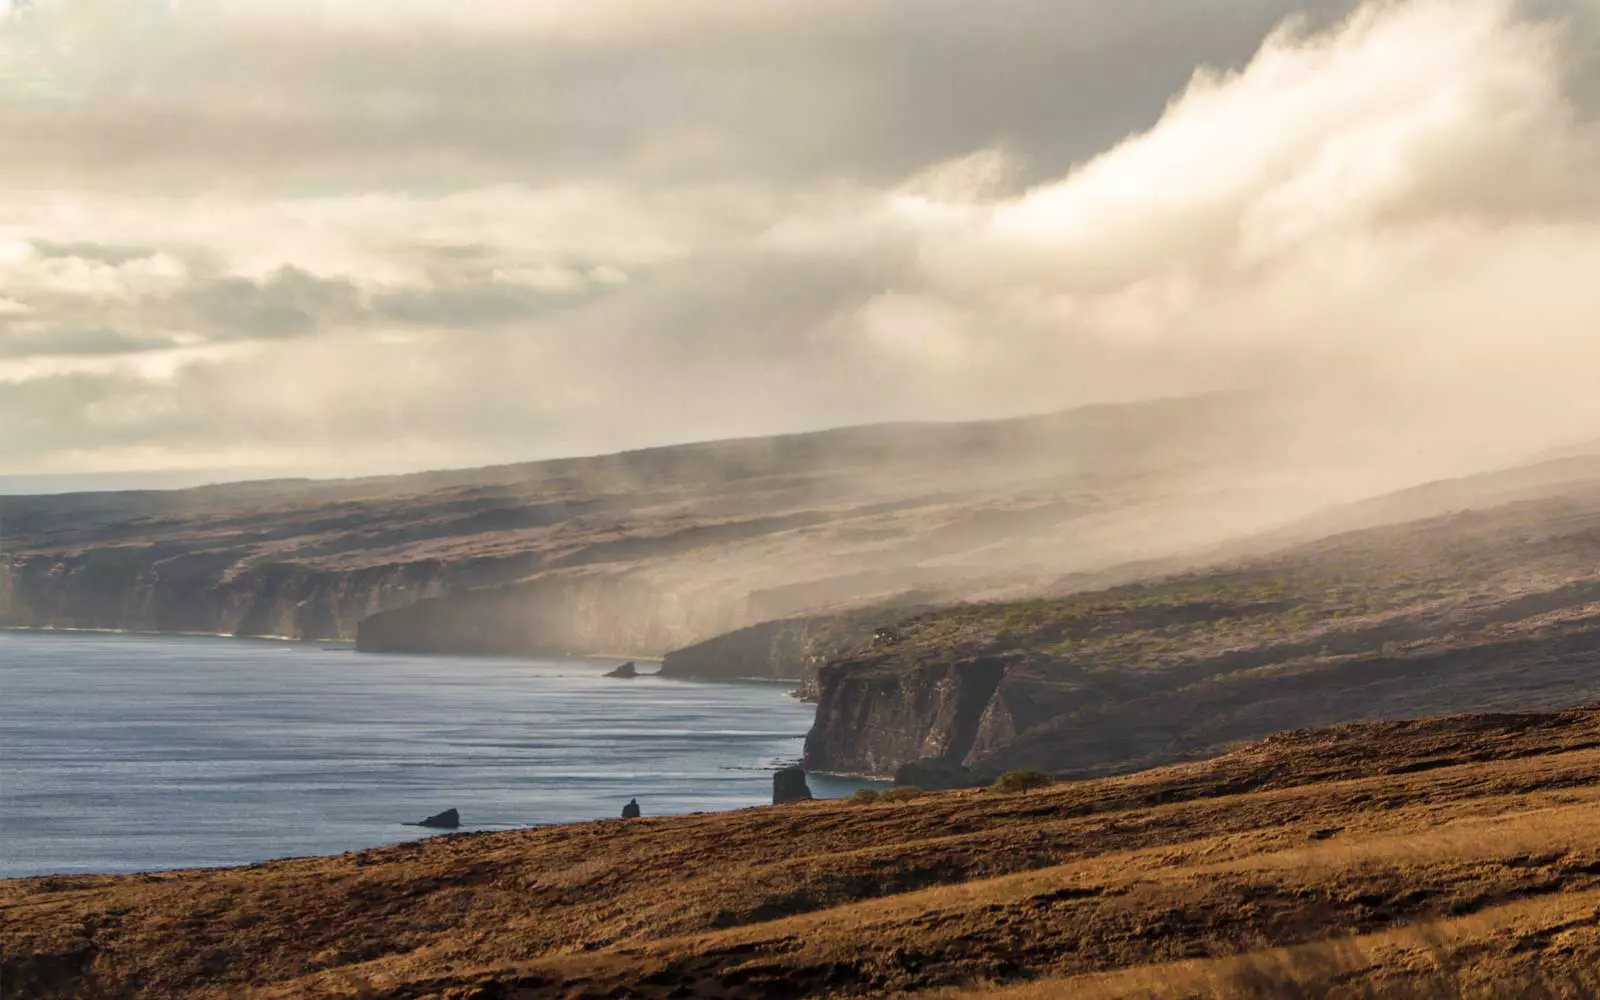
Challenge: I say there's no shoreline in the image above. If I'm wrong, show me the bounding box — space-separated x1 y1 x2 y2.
0 772 902 883
2 630 836 881
1 624 343 644
3 626 808 690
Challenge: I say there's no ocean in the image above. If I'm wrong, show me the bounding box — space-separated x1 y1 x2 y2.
0 630 857 878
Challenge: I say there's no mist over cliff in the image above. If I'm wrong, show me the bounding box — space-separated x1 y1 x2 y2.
2 0 1598 489
0 394 1337 651
7 1 1600 759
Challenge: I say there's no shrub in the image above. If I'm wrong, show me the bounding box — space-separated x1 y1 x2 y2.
990 769 1054 794
849 788 881 804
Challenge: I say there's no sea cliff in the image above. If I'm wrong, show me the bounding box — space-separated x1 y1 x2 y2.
801 493 1600 779
656 606 927 697
0 396 1309 659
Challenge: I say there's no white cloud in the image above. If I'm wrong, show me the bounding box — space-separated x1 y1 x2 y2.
2 0 1599 484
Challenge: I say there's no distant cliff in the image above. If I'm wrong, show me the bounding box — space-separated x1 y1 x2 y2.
354 569 752 657
656 605 929 698
4 395 1298 655
1 550 447 640
803 492 1600 780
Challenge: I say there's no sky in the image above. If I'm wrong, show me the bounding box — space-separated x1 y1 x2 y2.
1 0 1599 480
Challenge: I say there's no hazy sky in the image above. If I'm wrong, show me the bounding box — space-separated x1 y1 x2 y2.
2 0 1599 478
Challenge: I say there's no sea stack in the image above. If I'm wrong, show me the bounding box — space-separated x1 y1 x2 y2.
773 765 813 804
415 808 460 829
606 661 639 678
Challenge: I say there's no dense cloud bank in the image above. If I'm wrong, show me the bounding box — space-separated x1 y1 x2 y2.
0 0 1597 482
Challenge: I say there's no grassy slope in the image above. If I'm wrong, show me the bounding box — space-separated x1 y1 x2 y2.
808 482 1600 778
13 708 1600 998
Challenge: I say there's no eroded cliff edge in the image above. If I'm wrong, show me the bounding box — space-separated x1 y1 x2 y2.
4 396 1297 656
802 491 1600 780
654 605 929 698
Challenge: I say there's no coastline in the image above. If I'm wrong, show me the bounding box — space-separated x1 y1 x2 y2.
1 631 823 879
17 707 1600 998
2 624 342 644
2 626 814 691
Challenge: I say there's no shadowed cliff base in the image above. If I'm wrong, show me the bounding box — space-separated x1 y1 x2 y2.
13 707 1600 998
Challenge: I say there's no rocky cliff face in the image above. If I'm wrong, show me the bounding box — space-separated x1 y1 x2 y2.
802 484 1600 779
803 654 1008 776
1 550 448 640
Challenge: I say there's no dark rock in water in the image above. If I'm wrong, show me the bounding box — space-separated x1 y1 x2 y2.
894 757 977 790
606 661 639 678
621 798 641 819
772 764 813 804
415 808 460 829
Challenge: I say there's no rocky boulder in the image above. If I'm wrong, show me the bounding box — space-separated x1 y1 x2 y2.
606 661 639 678
413 808 460 829
773 765 813 804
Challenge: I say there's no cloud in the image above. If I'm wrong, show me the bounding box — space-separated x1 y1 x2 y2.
0 0 1361 190
173 267 362 340
3 0 1600 487
0 325 174 359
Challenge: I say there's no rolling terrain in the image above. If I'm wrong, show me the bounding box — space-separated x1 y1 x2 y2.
0 394 1385 660
11 707 1600 998
804 475 1600 782
17 430 1600 997
16 395 1600 789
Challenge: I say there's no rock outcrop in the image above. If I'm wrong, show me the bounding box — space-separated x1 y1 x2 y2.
412 809 460 829
803 654 1007 777
605 661 639 678
772 765 813 804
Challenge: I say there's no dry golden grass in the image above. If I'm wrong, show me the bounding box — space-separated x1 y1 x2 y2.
936 889 1600 999
13 707 1600 998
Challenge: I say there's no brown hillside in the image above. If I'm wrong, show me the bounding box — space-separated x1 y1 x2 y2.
0 394 1444 665
11 707 1600 998
804 484 1600 781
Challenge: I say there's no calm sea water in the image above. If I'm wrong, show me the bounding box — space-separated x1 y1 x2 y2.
0 630 857 878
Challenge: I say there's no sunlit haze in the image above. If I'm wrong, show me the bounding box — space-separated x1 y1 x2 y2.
2 0 1598 483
